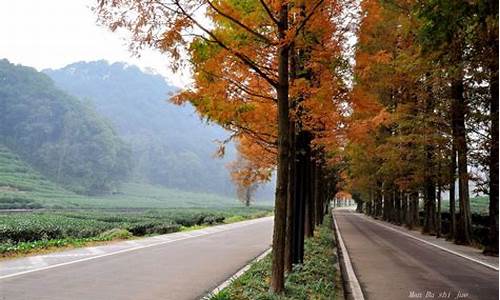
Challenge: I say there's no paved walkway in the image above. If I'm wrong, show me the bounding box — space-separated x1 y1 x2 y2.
0 217 273 300
334 209 498 300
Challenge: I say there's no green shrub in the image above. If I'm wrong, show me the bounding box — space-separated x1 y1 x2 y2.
225 215 246 223
98 228 132 240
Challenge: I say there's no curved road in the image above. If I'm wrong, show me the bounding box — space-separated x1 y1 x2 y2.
334 209 499 300
0 217 273 300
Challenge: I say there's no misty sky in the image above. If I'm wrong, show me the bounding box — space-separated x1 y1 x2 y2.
0 0 190 87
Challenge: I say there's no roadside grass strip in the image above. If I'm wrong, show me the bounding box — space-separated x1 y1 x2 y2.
207 215 338 300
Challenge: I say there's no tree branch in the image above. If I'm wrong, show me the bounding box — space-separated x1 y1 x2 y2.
258 0 279 26
170 0 279 87
205 0 275 45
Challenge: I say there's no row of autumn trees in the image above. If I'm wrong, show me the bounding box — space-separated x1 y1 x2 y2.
347 0 498 255
95 0 351 293
94 0 498 293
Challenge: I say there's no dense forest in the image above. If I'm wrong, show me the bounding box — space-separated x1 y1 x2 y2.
0 59 131 194
45 61 243 196
347 0 498 254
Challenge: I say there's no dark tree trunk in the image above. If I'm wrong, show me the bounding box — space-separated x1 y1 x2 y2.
375 187 383 218
449 145 457 240
292 131 309 265
304 154 315 238
402 192 408 226
356 200 364 213
270 4 289 293
383 186 393 222
485 25 499 254
284 42 298 273
423 177 436 235
423 85 436 235
394 190 401 225
451 78 472 245
436 184 442 238
408 192 419 229
284 118 295 273
367 191 373 216
484 0 499 254
314 163 322 226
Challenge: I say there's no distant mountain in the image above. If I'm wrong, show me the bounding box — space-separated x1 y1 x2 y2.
44 61 236 195
0 59 131 194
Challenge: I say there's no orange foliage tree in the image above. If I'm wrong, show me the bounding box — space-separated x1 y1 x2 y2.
95 0 349 292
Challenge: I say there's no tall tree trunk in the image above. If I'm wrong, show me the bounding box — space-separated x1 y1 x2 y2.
285 42 298 273
409 192 419 229
484 0 499 254
452 78 472 245
304 154 315 237
314 163 323 225
423 83 436 235
383 185 393 222
375 186 383 218
394 190 401 224
292 131 309 264
270 4 289 293
485 22 499 254
449 145 457 240
367 192 373 215
423 175 436 234
402 192 408 226
284 118 296 273
436 184 442 238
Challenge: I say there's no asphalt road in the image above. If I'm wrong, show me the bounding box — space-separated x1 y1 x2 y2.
334 210 499 300
0 217 273 300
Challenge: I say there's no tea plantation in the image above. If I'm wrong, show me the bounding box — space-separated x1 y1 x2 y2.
0 145 273 256
0 207 272 255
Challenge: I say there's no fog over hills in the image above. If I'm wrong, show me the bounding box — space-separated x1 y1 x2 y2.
45 60 237 196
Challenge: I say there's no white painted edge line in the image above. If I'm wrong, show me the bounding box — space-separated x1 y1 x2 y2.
358 214 499 271
332 213 365 300
0 217 273 281
201 247 272 300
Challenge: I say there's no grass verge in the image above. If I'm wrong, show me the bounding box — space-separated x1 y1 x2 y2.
210 215 338 300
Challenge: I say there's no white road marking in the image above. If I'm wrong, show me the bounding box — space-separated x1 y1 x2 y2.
201 247 272 299
332 212 365 300
0 217 273 280
86 247 106 255
357 213 499 271
28 256 48 267
42 253 91 258
124 240 142 247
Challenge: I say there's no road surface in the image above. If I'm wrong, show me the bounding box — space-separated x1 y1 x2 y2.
334 209 499 300
0 217 273 300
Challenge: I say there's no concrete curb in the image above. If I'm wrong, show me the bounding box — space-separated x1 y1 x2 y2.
201 247 272 299
331 212 365 300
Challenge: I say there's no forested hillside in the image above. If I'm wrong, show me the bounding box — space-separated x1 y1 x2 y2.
0 59 131 195
44 61 236 195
